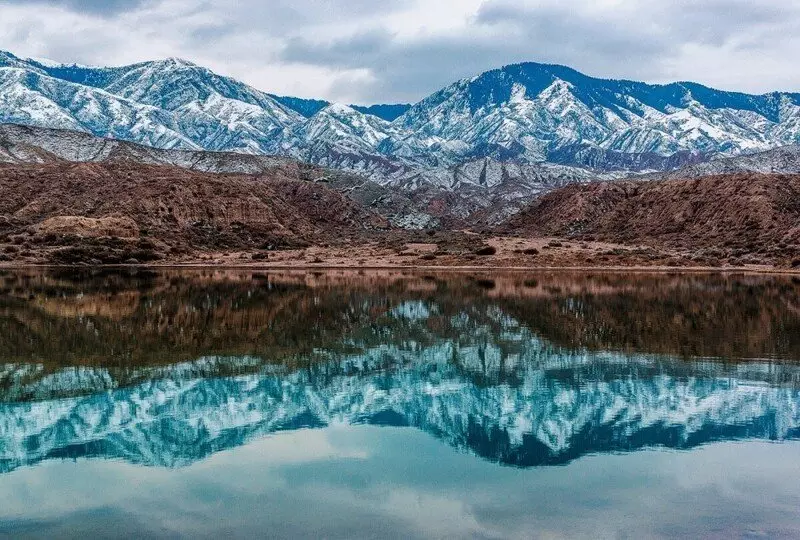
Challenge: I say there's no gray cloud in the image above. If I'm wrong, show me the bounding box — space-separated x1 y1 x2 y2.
282 30 393 67
474 0 800 55
183 0 414 42
279 0 800 102
3 0 150 16
279 3 671 102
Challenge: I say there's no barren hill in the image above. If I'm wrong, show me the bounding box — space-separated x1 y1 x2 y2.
504 173 800 267
0 161 386 264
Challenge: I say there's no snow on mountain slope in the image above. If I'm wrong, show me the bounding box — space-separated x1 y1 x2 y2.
0 52 304 155
172 93 295 154
294 102 397 158
0 68 194 150
395 62 800 164
24 55 303 125
98 58 304 155
7 50 800 169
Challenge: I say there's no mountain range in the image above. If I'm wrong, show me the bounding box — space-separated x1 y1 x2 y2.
4 49 800 185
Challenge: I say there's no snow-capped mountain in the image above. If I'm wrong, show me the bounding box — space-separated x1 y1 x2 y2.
4 49 800 204
0 66 194 150
0 53 305 155
294 102 399 160
396 62 800 165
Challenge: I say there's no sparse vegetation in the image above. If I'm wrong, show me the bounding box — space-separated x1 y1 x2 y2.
475 245 497 256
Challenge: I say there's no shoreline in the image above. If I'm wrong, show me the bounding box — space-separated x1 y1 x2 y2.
2 262 799 275
3 233 797 274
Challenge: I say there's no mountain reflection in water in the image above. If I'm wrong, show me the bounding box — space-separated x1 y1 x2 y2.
1 269 799 474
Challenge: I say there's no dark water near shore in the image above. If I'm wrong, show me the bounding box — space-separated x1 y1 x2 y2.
1 269 800 538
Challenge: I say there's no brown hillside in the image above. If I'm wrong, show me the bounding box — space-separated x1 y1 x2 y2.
504 173 800 266
0 161 386 264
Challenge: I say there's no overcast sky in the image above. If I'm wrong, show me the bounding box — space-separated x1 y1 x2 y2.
1 0 799 104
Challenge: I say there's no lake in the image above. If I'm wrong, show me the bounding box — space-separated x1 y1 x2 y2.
1 269 799 539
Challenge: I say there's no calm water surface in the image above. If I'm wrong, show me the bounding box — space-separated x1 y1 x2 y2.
1 269 799 539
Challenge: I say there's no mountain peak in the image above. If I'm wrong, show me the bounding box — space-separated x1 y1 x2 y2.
25 56 63 68
152 57 199 70
319 102 359 116
0 50 38 71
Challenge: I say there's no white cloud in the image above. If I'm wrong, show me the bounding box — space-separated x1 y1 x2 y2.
1 0 799 104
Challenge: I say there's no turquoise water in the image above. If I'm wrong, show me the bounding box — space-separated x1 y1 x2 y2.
1 270 799 538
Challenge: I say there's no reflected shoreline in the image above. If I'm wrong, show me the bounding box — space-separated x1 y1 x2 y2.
1 269 799 473
1 268 799 365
